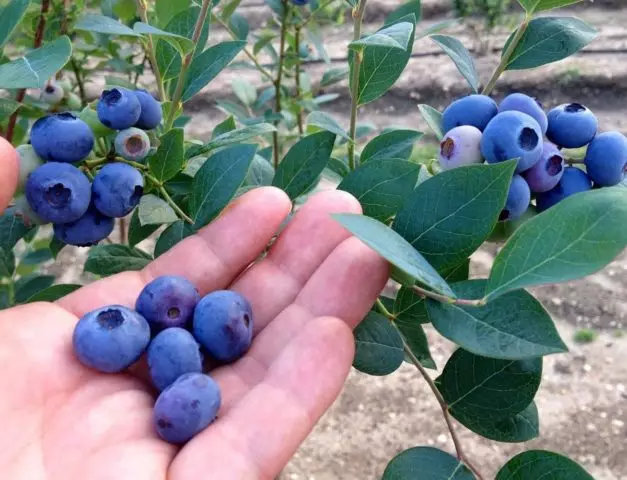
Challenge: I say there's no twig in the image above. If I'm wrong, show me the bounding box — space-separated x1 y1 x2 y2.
119 218 127 244
272 0 290 169
135 0 167 101
412 284 486 307
347 0 368 171
295 25 304 135
70 58 87 107
374 298 395 320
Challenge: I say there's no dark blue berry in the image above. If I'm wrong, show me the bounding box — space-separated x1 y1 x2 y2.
53 205 114 246
136 276 201 331
148 328 203 391
97 88 141 130
30 113 94 163
92 163 144 218
133 90 163 130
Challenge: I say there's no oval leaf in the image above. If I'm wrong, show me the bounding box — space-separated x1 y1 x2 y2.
496 450 594 480
75 13 141 36
149 128 184 182
383 447 475 480
453 402 540 443
418 104 444 140
15 275 55 303
84 245 152 277
128 209 160 248
154 220 194 257
393 318 436 370
431 34 479 93
360 129 423 163
306 111 349 141
24 283 82 303
353 312 404 376
0 0 30 48
350 22 413 51
138 194 179 226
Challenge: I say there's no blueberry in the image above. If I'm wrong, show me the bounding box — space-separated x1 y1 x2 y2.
536 167 592 212
153 373 221 444
40 82 64 105
442 94 498 133
30 113 94 163
136 276 201 331
72 305 151 373
148 328 204 391
291 0 309 4
133 90 162 130
14 195 47 227
79 107 114 137
480 111 544 173
299 43 310 58
498 93 548 134
97 88 141 130
193 290 253 363
25 162 91 224
114 127 151 162
92 163 144 218
16 145 43 192
546 103 598 148
523 142 565 193
438 125 483 170
500 174 531 221
584 131 627 187
53 205 114 246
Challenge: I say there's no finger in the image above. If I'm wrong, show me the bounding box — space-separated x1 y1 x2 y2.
58 187 291 317
0 137 19 212
170 316 354 480
231 190 362 333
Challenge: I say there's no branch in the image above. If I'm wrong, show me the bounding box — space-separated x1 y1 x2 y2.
347 0 368 171
135 0 167 102
295 25 304 135
412 284 486 307
272 0 290 169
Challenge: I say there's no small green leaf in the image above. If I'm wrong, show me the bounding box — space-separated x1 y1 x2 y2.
212 116 237 138
353 312 404 376
438 349 542 420
338 159 420 222
393 286 428 324
49 237 66 259
133 22 195 55
496 450 594 480
505 17 597 71
0 0 30 48
15 275 55 303
431 35 478 93
186 123 276 158
385 0 422 25
75 13 141 36
320 67 349 87
394 319 436 370
418 104 444 140
232 78 256 106
156 0 191 26
245 154 274 187
272 131 336 201
327 157 350 178
383 447 474 480
0 210 34 250
190 144 256 229
333 214 455 297
138 194 179 226
128 209 160 248
453 402 540 443
517 0 582 13
306 111 349 141
360 129 423 164
487 187 627 300
24 283 81 303
154 220 194 257
229 12 249 40
0 248 15 277
350 22 413 51
84 245 152 276
149 128 185 182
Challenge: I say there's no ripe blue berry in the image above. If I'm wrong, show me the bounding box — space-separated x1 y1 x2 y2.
442 95 498 133
133 90 163 130
480 111 543 173
193 290 253 363
536 167 592 212
438 125 483 170
153 373 221 444
523 142 565 193
500 174 531 221
136 276 201 331
97 88 141 130
72 305 151 373
584 131 627 187
53 206 114 246
30 113 94 163
546 103 598 148
498 93 548 134
92 163 144 218
16 145 43 192
115 127 151 161
40 82 64 105
25 162 91 224
291 0 309 4
148 328 204 391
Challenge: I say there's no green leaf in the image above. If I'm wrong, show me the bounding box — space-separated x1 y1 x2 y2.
360 129 422 164
338 159 420 222
232 78 256 106
229 12 249 40
431 35 478 93
320 67 349 88
156 0 191 27
438 349 542 420
353 312 404 376
186 123 276 159
15 275 55 303
0 248 15 278
427 280 567 360
212 116 237 138
333 214 455 297
393 286 428 324
190 144 256 229
517 0 582 13
21 248 52 265
385 0 422 25
24 283 81 303
128 209 160 248
133 22 195 56
393 161 517 272
0 0 30 48
306 111 349 141
487 187 627 300
154 220 194 257
327 157 350 178
181 41 246 102
272 131 336 201
138 194 179 226
49 237 66 259
505 17 597 71
149 128 184 182
394 319 436 369
383 447 474 480
441 259 470 283
245 154 274 187
496 450 593 480
350 22 413 51
418 104 444 140
453 402 539 443
0 36 72 89
0 98 20 121
75 13 141 36
84 245 152 277
0 210 34 250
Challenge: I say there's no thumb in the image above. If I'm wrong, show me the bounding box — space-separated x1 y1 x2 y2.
0 136 19 213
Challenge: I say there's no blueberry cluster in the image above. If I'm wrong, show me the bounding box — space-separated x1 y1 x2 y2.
16 88 162 246
438 94 626 221
72 275 254 444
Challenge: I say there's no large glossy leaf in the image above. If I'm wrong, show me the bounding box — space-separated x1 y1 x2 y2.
496 450 594 480
84 245 152 276
393 161 516 272
383 447 474 480
353 312 404 376
487 187 627 300
453 402 540 443
244 154 274 187
360 129 423 163
438 349 542 420
154 220 194 257
149 128 184 182
338 159 420 222
333 214 455 297
0 0 30 48
431 35 478 93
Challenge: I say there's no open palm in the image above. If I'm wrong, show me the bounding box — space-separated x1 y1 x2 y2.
0 186 388 480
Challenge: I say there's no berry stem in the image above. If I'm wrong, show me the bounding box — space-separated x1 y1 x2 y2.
411 285 487 307
135 0 167 102
374 298 395 320
119 218 127 244
347 0 368 171
295 25 304 135
143 172 194 224
70 57 87 107
272 0 291 169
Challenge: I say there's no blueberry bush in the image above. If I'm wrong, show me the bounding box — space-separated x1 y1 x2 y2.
0 0 625 476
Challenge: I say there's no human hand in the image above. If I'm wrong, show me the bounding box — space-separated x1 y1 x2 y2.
0 138 388 480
